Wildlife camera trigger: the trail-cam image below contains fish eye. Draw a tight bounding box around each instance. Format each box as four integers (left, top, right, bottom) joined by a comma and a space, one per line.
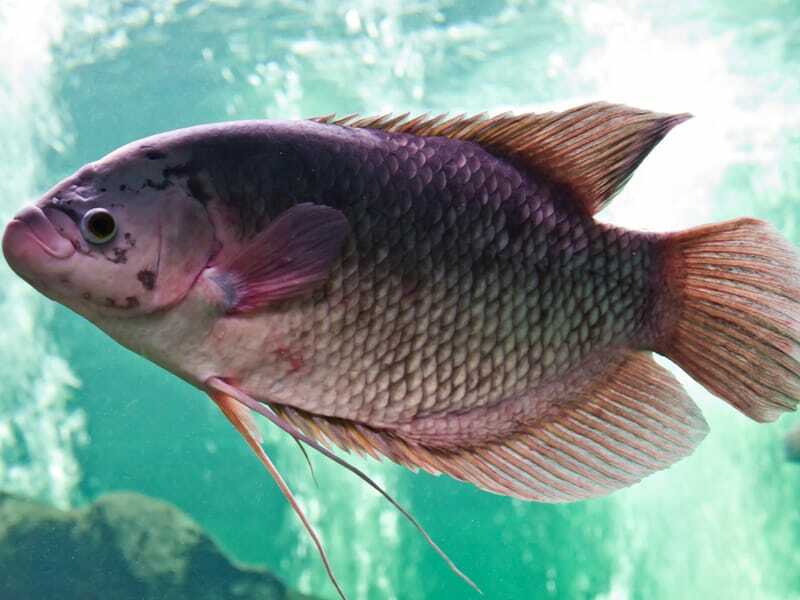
80, 208, 117, 244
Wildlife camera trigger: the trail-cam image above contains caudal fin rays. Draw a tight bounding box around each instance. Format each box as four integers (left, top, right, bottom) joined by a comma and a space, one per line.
658, 218, 800, 421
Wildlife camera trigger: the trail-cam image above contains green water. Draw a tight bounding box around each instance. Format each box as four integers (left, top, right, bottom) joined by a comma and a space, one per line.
1, 1, 799, 598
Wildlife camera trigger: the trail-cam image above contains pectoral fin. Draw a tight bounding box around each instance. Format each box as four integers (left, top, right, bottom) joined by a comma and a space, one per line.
206, 202, 349, 313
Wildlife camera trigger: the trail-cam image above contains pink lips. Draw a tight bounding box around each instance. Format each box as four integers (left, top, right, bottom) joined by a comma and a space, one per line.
3, 205, 76, 263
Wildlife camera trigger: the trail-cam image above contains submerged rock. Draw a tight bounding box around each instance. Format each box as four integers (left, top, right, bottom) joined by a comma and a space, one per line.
0, 491, 318, 600
787, 426, 800, 463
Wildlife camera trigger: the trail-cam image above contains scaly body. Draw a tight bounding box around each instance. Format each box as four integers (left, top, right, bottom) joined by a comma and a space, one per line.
5, 103, 799, 599
109, 121, 660, 445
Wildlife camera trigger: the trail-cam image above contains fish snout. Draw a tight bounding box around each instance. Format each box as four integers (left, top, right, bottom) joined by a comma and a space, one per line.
3, 205, 76, 262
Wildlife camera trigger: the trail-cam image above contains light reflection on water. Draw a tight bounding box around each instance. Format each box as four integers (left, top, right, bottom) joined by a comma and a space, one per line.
0, 0, 85, 509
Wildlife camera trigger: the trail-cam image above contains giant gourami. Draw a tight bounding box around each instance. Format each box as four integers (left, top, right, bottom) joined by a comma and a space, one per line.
4, 103, 799, 598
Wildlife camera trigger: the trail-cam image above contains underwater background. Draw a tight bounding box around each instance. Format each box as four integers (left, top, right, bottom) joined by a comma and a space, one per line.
1, 1, 799, 598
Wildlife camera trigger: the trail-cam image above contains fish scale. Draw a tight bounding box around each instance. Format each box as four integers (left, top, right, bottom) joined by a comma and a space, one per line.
205, 127, 657, 427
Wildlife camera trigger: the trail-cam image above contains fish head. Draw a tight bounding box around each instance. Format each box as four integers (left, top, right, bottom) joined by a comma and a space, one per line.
2, 144, 217, 320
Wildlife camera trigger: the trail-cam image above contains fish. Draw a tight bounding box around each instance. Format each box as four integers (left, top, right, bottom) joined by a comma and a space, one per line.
3, 102, 800, 598
787, 426, 800, 463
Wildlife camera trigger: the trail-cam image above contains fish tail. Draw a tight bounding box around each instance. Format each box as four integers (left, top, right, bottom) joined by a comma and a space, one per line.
655, 218, 800, 421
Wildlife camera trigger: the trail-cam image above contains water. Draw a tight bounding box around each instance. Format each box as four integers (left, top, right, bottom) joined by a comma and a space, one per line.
1, 1, 799, 598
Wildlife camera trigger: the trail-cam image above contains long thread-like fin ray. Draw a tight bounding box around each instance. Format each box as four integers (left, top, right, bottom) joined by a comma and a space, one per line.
294, 437, 319, 487
208, 389, 348, 600
206, 377, 482, 595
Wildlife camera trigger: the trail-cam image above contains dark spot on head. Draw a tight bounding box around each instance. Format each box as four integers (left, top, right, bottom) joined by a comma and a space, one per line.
144, 178, 171, 191
145, 150, 167, 160
82, 292, 91, 301
187, 175, 212, 205
105, 296, 140, 310
137, 269, 156, 290
58, 276, 70, 285
124, 232, 136, 247
99, 187, 107, 193
107, 248, 128, 264
119, 184, 127, 191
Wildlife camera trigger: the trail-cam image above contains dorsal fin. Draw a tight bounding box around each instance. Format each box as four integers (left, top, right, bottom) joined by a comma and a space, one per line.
314, 102, 691, 215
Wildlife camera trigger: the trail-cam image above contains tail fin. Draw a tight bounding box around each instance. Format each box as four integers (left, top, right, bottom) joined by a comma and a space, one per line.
657, 218, 800, 422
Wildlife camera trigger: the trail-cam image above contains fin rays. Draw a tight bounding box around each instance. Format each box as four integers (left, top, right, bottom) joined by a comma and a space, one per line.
661, 218, 800, 422
314, 102, 690, 215
206, 377, 482, 597
208, 389, 348, 600
247, 353, 707, 505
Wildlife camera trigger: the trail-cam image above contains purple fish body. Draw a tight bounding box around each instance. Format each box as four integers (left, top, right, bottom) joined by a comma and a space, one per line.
4, 103, 800, 598
171, 121, 658, 438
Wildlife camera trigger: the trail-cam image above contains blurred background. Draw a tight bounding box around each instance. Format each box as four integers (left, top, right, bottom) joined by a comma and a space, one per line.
1, 1, 798, 598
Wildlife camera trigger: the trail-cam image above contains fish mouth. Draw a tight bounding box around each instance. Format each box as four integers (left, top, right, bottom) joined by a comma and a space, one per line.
3, 205, 76, 261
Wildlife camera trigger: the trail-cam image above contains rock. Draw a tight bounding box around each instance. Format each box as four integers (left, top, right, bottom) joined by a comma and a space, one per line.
0, 491, 319, 600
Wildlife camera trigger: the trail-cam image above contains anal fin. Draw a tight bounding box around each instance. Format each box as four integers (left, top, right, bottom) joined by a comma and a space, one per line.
432, 352, 708, 502
275, 352, 709, 503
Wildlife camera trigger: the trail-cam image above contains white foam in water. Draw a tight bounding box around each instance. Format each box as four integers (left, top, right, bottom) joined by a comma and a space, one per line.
0, 0, 86, 508
566, 2, 739, 231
